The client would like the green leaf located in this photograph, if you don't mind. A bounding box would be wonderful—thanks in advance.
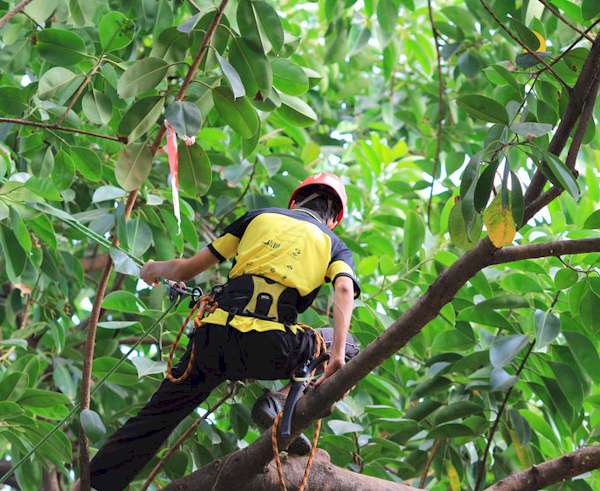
[117,57,169,99]
[554,268,578,289]
[328,420,364,435]
[119,96,165,143]
[165,101,202,138]
[179,143,212,197]
[534,310,560,350]
[102,291,146,313]
[10,209,31,253]
[131,357,166,378]
[490,367,518,391]
[549,361,583,412]
[544,152,580,200]
[97,321,140,329]
[82,89,112,126]
[237,0,262,49]
[212,87,259,138]
[125,218,153,257]
[229,37,272,98]
[18,388,70,408]
[0,226,26,282]
[403,211,425,258]
[0,401,24,420]
[457,51,481,78]
[490,335,529,368]
[37,28,86,66]
[99,11,134,52]
[115,143,153,192]
[92,185,126,203]
[215,52,245,99]
[474,162,499,213]
[0,87,27,116]
[80,409,106,442]
[377,0,398,47]
[230,402,250,439]
[458,95,509,125]
[510,171,524,228]
[37,67,81,101]
[432,401,483,425]
[563,330,600,384]
[582,0,600,20]
[510,20,540,51]
[276,92,318,127]
[476,295,529,310]
[253,1,284,54]
[92,357,139,386]
[583,210,600,229]
[71,146,102,182]
[511,122,553,137]
[449,199,482,250]
[271,58,309,96]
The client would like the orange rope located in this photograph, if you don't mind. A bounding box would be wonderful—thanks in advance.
[272,328,327,491]
[165,294,217,384]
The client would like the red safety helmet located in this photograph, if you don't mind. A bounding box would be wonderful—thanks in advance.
[288,172,347,224]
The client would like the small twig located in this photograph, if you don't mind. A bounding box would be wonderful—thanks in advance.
[216,161,258,229]
[57,57,104,126]
[426,0,445,229]
[140,384,238,491]
[419,438,442,488]
[480,0,570,90]
[474,341,536,490]
[557,255,595,275]
[0,117,126,143]
[0,0,33,29]
[537,18,600,76]
[538,0,594,42]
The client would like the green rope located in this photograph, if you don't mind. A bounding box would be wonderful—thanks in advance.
[0,300,179,486]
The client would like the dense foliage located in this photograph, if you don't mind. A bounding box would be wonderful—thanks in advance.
[0,0,600,489]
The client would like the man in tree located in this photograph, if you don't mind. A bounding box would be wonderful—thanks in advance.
[86,173,360,490]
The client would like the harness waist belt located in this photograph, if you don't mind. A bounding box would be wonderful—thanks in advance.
[213,274,300,325]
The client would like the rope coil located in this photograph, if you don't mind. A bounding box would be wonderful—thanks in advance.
[166,294,218,383]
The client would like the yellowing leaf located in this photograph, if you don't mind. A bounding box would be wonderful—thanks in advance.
[483,194,516,247]
[509,428,532,467]
[447,462,460,491]
[533,31,546,52]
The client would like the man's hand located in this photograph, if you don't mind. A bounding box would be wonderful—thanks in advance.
[315,355,345,386]
[140,260,161,285]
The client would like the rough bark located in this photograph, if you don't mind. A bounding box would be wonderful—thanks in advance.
[163,449,421,491]
[485,445,600,491]
[166,32,600,491]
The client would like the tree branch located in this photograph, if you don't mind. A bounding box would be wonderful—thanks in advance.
[538,0,594,42]
[57,57,104,126]
[0,0,33,29]
[479,0,570,90]
[0,117,126,143]
[474,342,535,491]
[484,445,600,491]
[524,32,600,206]
[164,449,422,491]
[76,3,230,489]
[426,0,445,228]
[490,238,600,264]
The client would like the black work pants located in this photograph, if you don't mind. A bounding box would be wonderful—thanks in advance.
[90,324,315,491]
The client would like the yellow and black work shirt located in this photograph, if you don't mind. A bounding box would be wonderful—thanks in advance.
[205,207,359,333]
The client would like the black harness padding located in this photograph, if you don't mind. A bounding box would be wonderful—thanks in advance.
[214,274,301,325]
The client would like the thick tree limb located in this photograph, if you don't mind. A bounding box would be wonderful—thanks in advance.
[0,0,33,29]
[485,445,600,491]
[164,449,421,491]
[0,118,126,143]
[490,238,600,264]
